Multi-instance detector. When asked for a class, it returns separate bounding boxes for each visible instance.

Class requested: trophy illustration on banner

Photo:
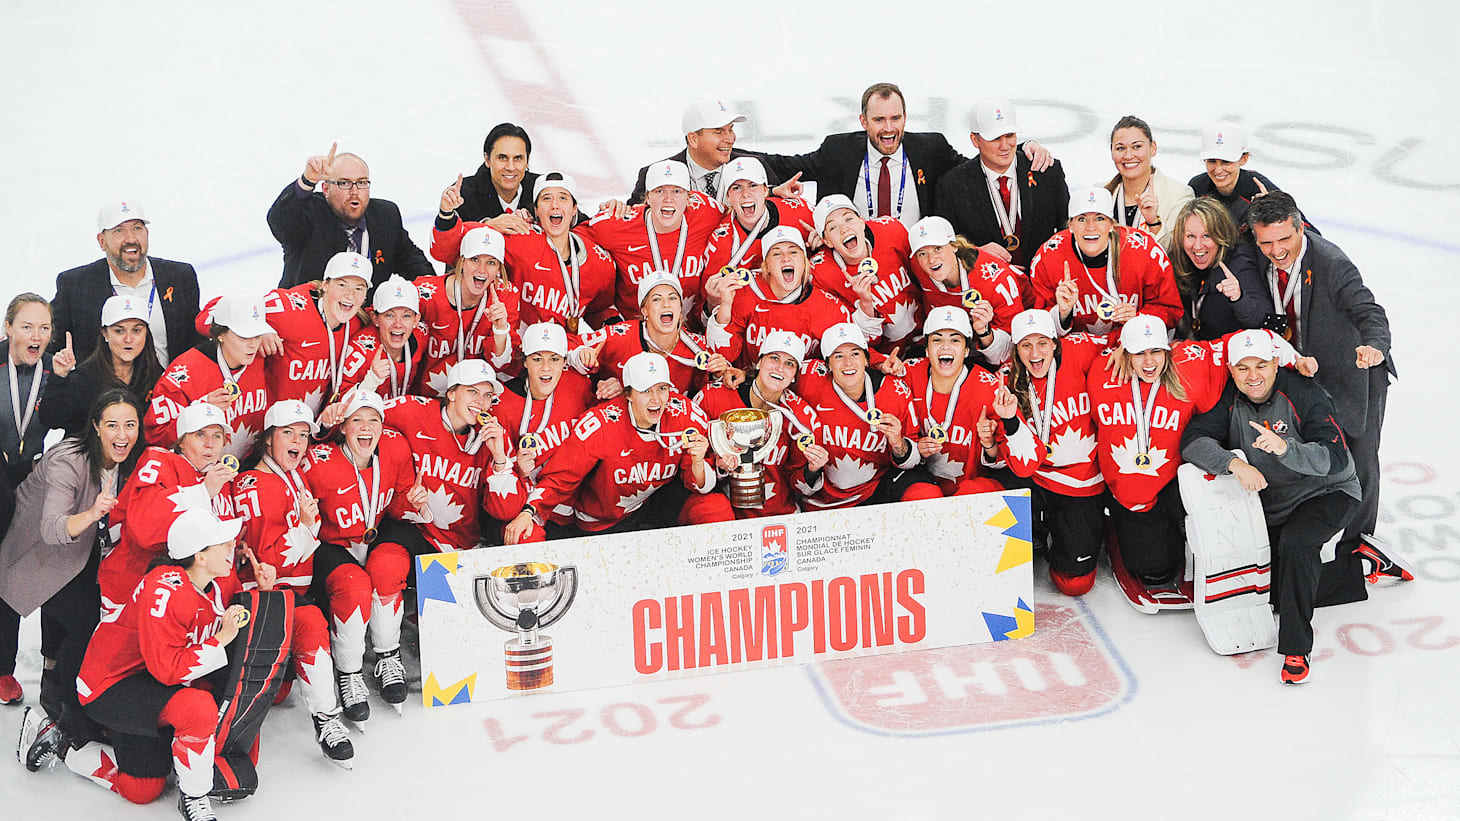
[709,408,783,509]
[473,562,579,691]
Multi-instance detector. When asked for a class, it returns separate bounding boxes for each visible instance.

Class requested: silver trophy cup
[473,562,579,691]
[709,408,784,509]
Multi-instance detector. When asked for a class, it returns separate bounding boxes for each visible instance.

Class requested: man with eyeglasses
[269,142,435,289]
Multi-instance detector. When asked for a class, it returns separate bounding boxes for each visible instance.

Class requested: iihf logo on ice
[761,524,789,576]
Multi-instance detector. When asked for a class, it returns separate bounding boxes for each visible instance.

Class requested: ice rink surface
[3,1,1460,818]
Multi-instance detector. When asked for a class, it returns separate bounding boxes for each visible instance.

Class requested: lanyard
[1026,361,1059,445]
[831,373,879,426]
[861,150,908,220]
[386,338,414,399]
[452,276,490,360]
[751,380,813,436]
[1129,378,1160,454]
[554,234,582,316]
[215,346,246,389]
[643,325,705,369]
[261,455,308,512]
[645,212,688,276]
[315,302,346,398]
[923,366,969,433]
[341,443,381,531]
[1075,253,1121,306]
[444,407,484,456]
[747,273,803,304]
[726,209,770,270]
[518,388,556,437]
[7,356,41,448]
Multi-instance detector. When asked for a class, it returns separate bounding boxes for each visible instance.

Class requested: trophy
[709,408,783,509]
[473,562,579,691]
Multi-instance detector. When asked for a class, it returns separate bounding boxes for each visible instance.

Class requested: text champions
[631,569,926,674]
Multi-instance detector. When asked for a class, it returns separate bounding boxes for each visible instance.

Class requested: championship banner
[415,491,1033,706]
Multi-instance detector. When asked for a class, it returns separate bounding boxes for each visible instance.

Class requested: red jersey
[233,467,319,590]
[78,565,229,705]
[705,279,861,367]
[261,285,364,413]
[796,367,920,509]
[810,218,922,350]
[492,372,595,483]
[902,360,1003,494]
[100,447,236,612]
[414,273,523,396]
[300,432,419,562]
[703,197,815,275]
[1029,227,1182,337]
[914,251,1029,333]
[336,326,429,401]
[502,229,618,331]
[146,344,269,459]
[572,321,713,396]
[1088,339,1229,512]
[576,192,722,320]
[384,396,527,550]
[997,332,1109,497]
[527,393,713,531]
[695,383,821,518]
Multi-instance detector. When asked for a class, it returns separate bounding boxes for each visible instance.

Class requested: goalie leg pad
[1179,458,1276,655]
[211,590,292,798]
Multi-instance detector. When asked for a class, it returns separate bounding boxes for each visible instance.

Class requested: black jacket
[760,131,965,219]
[457,165,541,223]
[38,353,158,440]
[628,147,771,205]
[1188,169,1318,235]
[1179,241,1269,341]
[267,180,435,289]
[933,148,1069,268]
[49,257,203,365]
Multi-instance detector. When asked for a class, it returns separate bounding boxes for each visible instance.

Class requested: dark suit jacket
[933,148,1069,268]
[1281,232,1396,437]
[458,165,540,223]
[628,147,771,205]
[267,180,436,289]
[48,257,203,364]
[759,131,965,219]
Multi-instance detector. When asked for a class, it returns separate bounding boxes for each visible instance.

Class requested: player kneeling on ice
[231,400,352,765]
[301,391,431,719]
[1180,331,1365,685]
[64,510,248,821]
[507,351,732,540]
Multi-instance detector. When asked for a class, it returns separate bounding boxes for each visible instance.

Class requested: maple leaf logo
[426,366,450,397]
[281,524,319,566]
[979,262,1002,280]
[237,474,258,490]
[595,246,611,261]
[894,380,912,398]
[1175,344,1207,364]
[287,291,310,309]
[713,224,730,239]
[421,485,464,528]
[1110,436,1168,476]
[358,335,377,351]
[1048,428,1097,467]
[1126,231,1150,250]
[979,370,1000,385]
[885,300,918,340]
[225,422,258,459]
[310,445,333,462]
[301,386,326,416]
[927,453,964,481]
[668,396,685,413]
[485,469,519,498]
[602,405,621,422]
[825,453,877,488]
[160,570,185,589]
[416,282,437,300]
[616,484,657,512]
[168,364,189,384]
[609,324,630,336]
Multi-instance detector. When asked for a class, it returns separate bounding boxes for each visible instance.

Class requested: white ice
[2,1,1459,819]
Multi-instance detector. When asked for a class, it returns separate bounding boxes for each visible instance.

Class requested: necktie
[704,170,718,199]
[998,176,1012,212]
[877,157,891,218]
[347,225,363,254]
[1277,268,1299,341]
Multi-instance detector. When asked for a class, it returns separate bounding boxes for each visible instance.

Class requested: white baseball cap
[623,352,673,392]
[264,399,320,434]
[460,226,506,261]
[447,358,502,391]
[1120,315,1172,354]
[760,225,806,256]
[1227,329,1280,363]
[1201,122,1248,162]
[1011,309,1058,345]
[373,274,420,314]
[813,194,858,236]
[341,389,387,422]
[759,331,807,364]
[210,293,273,339]
[819,322,868,358]
[1069,186,1115,220]
[176,401,234,438]
[522,322,568,357]
[682,96,745,135]
[637,270,683,305]
[970,98,1018,138]
[323,251,371,282]
[718,156,768,200]
[923,306,973,339]
[97,200,148,232]
[101,294,151,328]
[534,171,579,205]
[909,216,957,254]
[167,508,243,560]
[646,160,692,193]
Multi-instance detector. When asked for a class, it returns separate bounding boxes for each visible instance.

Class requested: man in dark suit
[933,99,1069,269]
[1248,192,1402,579]
[451,122,541,226]
[629,96,768,205]
[49,201,203,365]
[267,143,435,289]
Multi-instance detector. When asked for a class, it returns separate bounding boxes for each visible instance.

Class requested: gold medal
[1096,299,1117,321]
[680,429,694,448]
[224,381,241,400]
[794,432,815,451]
[519,433,540,451]
[694,350,711,370]
[566,316,580,334]
[1191,318,1202,333]
[1134,452,1152,469]
[865,408,884,425]
[1044,442,1054,460]
[1282,325,1294,342]
[363,527,378,543]
[857,258,878,278]
[221,454,240,472]
[477,410,492,425]
[927,424,947,444]
[1003,234,1021,251]
[961,289,982,309]
[719,265,735,279]
[733,267,753,285]
[235,609,250,628]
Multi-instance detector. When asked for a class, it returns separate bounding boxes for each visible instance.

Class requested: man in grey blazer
[1248,192,1402,579]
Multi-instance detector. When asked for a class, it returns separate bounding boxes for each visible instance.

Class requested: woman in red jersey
[416,225,521,394]
[907,215,1020,365]
[335,274,427,401]
[809,195,922,351]
[492,323,594,485]
[257,250,368,413]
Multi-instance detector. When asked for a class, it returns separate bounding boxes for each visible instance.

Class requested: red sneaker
[1049,568,1096,596]
[0,674,22,704]
[1354,536,1415,584]
[1281,655,1311,685]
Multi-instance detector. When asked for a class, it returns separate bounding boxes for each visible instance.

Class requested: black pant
[1110,481,1186,581]
[1269,491,1359,656]
[1340,374,1387,552]
[82,673,187,779]
[1013,481,1106,576]
[39,555,104,742]
[0,598,17,678]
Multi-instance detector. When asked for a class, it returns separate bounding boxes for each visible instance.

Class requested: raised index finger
[454,173,464,190]
[65,331,73,350]
[325,141,337,166]
[1247,420,1268,433]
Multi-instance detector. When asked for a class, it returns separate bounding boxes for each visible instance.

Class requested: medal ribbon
[751,380,813,436]
[7,356,41,446]
[1026,360,1059,445]
[923,366,969,433]
[1129,378,1160,455]
[646,211,689,276]
[452,276,490,360]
